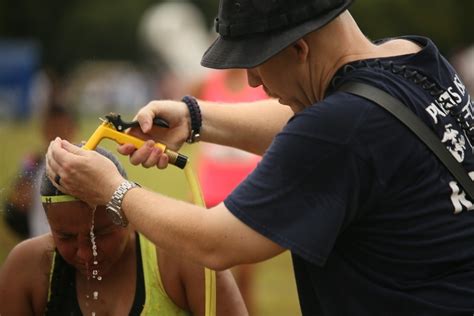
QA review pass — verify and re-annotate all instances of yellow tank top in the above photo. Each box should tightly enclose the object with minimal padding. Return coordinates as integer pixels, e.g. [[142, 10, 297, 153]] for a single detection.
[[139, 233, 190, 315]]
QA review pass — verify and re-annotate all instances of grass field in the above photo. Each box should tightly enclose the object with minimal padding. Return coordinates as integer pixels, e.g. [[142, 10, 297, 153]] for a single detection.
[[0, 117, 300, 315]]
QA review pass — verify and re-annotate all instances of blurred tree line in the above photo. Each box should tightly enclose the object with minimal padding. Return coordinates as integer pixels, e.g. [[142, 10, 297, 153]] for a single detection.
[[0, 0, 472, 75]]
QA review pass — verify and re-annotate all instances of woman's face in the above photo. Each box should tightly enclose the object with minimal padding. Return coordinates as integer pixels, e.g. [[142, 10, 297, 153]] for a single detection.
[[45, 201, 131, 278]]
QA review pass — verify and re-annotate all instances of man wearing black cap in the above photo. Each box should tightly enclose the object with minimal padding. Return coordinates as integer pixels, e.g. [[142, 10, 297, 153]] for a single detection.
[[47, 0, 474, 314]]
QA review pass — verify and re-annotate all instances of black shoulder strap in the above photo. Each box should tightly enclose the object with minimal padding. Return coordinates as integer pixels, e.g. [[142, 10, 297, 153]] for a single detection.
[[338, 81, 474, 200]]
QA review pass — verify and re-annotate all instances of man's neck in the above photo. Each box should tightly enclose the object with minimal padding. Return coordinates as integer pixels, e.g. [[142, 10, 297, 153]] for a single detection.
[[309, 12, 379, 100], [309, 12, 421, 100]]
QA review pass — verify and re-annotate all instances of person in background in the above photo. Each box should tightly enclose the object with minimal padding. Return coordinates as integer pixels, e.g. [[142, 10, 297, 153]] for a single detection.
[[46, 0, 474, 314], [450, 45, 474, 95], [192, 68, 268, 314], [138, 1, 210, 100], [0, 147, 247, 315], [3, 101, 78, 238]]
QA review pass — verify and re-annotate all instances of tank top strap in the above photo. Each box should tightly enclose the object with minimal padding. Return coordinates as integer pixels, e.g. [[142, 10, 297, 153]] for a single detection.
[[138, 233, 190, 315]]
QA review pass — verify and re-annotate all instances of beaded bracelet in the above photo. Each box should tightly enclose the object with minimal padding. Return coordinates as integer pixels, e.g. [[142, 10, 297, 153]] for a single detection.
[[182, 95, 202, 143]]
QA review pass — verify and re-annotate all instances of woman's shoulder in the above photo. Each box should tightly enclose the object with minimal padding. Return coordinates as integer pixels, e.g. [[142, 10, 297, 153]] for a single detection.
[[2, 235, 55, 288], [16, 234, 53, 255], [0, 234, 54, 314], [4, 235, 54, 267]]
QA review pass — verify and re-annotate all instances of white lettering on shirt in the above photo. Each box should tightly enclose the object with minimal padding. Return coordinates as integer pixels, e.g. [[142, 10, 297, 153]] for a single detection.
[[449, 171, 474, 214]]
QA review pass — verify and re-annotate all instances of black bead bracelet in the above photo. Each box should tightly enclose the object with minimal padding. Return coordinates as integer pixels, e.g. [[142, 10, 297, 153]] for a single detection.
[[182, 95, 202, 143]]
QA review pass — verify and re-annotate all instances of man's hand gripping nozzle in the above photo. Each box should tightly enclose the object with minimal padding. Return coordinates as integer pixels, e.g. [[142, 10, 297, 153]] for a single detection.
[[82, 113, 188, 169]]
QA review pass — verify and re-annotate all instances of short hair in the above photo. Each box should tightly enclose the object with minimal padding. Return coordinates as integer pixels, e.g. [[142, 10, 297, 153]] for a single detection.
[[40, 146, 128, 197]]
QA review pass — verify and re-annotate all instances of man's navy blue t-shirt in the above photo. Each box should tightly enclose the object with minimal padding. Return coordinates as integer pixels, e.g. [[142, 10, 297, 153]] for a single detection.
[[225, 36, 474, 315]]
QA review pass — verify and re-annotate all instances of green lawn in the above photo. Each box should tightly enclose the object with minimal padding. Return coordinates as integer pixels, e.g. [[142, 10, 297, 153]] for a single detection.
[[0, 117, 300, 315]]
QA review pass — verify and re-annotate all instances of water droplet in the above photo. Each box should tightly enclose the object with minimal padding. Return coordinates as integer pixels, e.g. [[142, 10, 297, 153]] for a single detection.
[[89, 208, 100, 276], [87, 206, 101, 316]]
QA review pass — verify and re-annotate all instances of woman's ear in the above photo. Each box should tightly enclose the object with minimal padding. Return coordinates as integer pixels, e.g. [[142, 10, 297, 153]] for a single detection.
[[292, 39, 309, 63]]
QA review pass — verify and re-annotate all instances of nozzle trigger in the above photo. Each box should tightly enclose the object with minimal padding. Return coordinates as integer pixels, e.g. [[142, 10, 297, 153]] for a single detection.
[[105, 113, 169, 131]]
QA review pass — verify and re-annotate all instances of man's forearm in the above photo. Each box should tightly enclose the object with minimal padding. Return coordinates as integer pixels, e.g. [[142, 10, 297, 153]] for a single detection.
[[122, 187, 227, 269], [199, 99, 293, 155], [121, 186, 285, 270]]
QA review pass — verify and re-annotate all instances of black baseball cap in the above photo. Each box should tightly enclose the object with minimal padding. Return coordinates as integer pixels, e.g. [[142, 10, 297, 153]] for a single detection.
[[201, 0, 353, 69]]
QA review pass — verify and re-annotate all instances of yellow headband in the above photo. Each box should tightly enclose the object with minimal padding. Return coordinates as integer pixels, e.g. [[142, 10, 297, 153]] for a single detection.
[[41, 195, 79, 204]]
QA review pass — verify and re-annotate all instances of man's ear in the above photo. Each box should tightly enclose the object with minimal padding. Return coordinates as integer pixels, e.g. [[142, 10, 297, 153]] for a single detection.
[[292, 39, 309, 63]]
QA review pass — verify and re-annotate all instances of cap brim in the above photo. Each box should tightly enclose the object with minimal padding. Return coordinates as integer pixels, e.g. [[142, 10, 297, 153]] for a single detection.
[[201, 0, 352, 69]]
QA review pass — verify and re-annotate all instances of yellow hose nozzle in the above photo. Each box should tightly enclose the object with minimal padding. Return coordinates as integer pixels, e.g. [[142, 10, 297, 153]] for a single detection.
[[83, 120, 188, 169]]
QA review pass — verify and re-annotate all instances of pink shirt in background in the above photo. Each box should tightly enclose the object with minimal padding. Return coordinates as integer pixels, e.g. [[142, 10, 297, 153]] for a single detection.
[[197, 70, 268, 207]]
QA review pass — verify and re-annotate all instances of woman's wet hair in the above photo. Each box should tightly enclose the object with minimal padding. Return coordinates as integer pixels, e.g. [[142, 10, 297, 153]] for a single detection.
[[40, 146, 128, 197]]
